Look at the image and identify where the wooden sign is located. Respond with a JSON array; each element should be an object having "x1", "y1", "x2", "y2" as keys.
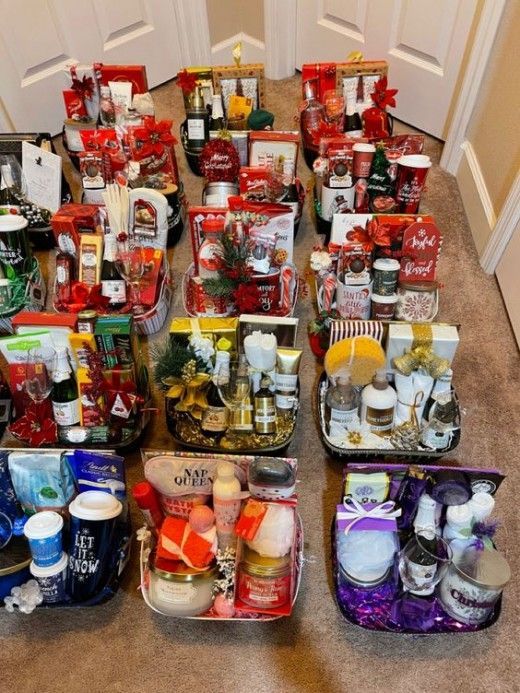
[{"x1": 399, "y1": 221, "x2": 442, "y2": 282}]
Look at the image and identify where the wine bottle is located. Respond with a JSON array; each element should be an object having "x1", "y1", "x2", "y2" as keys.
[
  {"x1": 254, "y1": 375, "x2": 276, "y2": 435},
  {"x1": 101, "y1": 235, "x2": 126, "y2": 310},
  {"x1": 200, "y1": 350, "x2": 230, "y2": 440},
  {"x1": 300, "y1": 79, "x2": 325, "y2": 152},
  {"x1": 51, "y1": 348, "x2": 80, "y2": 428},
  {"x1": 403, "y1": 529, "x2": 439, "y2": 596},
  {"x1": 210, "y1": 93, "x2": 225, "y2": 131},
  {"x1": 230, "y1": 354, "x2": 253, "y2": 432},
  {"x1": 186, "y1": 86, "x2": 210, "y2": 150},
  {"x1": 0, "y1": 372, "x2": 12, "y2": 437}
]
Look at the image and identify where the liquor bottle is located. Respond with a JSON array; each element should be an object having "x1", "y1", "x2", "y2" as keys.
[
  {"x1": 0, "y1": 372, "x2": 12, "y2": 437},
  {"x1": 402, "y1": 529, "x2": 439, "y2": 596},
  {"x1": 200, "y1": 350, "x2": 230, "y2": 440},
  {"x1": 344, "y1": 101, "x2": 363, "y2": 137},
  {"x1": 210, "y1": 93, "x2": 225, "y2": 131},
  {"x1": 101, "y1": 235, "x2": 126, "y2": 310},
  {"x1": 254, "y1": 375, "x2": 276, "y2": 435},
  {"x1": 186, "y1": 86, "x2": 210, "y2": 150},
  {"x1": 423, "y1": 369, "x2": 453, "y2": 422},
  {"x1": 55, "y1": 249, "x2": 75, "y2": 304},
  {"x1": 230, "y1": 354, "x2": 253, "y2": 432},
  {"x1": 421, "y1": 391, "x2": 458, "y2": 451},
  {"x1": 51, "y1": 348, "x2": 80, "y2": 428},
  {"x1": 325, "y1": 373, "x2": 359, "y2": 434},
  {"x1": 300, "y1": 79, "x2": 325, "y2": 152}
]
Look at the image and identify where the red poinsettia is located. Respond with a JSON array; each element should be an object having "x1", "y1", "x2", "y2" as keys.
[
  {"x1": 71, "y1": 74, "x2": 95, "y2": 100},
  {"x1": 311, "y1": 120, "x2": 342, "y2": 146},
  {"x1": 371, "y1": 76, "x2": 398, "y2": 110},
  {"x1": 176, "y1": 69, "x2": 198, "y2": 94},
  {"x1": 233, "y1": 283, "x2": 261, "y2": 313},
  {"x1": 133, "y1": 118, "x2": 178, "y2": 160},
  {"x1": 10, "y1": 402, "x2": 57, "y2": 446}
]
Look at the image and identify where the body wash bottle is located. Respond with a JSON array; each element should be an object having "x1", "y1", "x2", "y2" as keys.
[
  {"x1": 360, "y1": 368, "x2": 397, "y2": 435},
  {"x1": 213, "y1": 461, "x2": 242, "y2": 550}
]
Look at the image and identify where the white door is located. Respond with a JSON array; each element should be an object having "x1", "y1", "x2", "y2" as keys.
[
  {"x1": 296, "y1": 0, "x2": 478, "y2": 138},
  {"x1": 496, "y1": 220, "x2": 520, "y2": 347},
  {"x1": 0, "y1": 0, "x2": 184, "y2": 135}
]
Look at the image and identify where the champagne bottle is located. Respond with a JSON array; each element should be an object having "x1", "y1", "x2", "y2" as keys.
[
  {"x1": 200, "y1": 350, "x2": 230, "y2": 440},
  {"x1": 210, "y1": 93, "x2": 225, "y2": 131},
  {"x1": 254, "y1": 375, "x2": 276, "y2": 435},
  {"x1": 230, "y1": 354, "x2": 253, "y2": 432},
  {"x1": 403, "y1": 529, "x2": 439, "y2": 596},
  {"x1": 101, "y1": 235, "x2": 126, "y2": 310},
  {"x1": 51, "y1": 348, "x2": 80, "y2": 427}
]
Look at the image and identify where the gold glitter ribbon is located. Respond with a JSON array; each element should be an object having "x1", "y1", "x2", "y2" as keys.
[
  {"x1": 347, "y1": 51, "x2": 364, "y2": 63},
  {"x1": 393, "y1": 324, "x2": 450, "y2": 379},
  {"x1": 165, "y1": 373, "x2": 211, "y2": 420}
]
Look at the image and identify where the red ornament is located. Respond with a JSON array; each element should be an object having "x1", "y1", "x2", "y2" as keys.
[
  {"x1": 199, "y1": 139, "x2": 240, "y2": 183},
  {"x1": 370, "y1": 76, "x2": 399, "y2": 110},
  {"x1": 133, "y1": 117, "x2": 178, "y2": 160},
  {"x1": 176, "y1": 69, "x2": 198, "y2": 94}
]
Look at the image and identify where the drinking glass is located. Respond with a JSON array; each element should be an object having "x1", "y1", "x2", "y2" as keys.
[
  {"x1": 398, "y1": 531, "x2": 452, "y2": 596},
  {"x1": 115, "y1": 243, "x2": 145, "y2": 315},
  {"x1": 215, "y1": 361, "x2": 250, "y2": 421},
  {"x1": 24, "y1": 346, "x2": 56, "y2": 403}
]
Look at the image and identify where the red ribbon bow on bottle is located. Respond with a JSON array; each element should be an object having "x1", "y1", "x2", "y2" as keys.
[{"x1": 64, "y1": 282, "x2": 111, "y2": 313}]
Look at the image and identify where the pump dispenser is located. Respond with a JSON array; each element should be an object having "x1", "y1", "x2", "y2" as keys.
[{"x1": 360, "y1": 368, "x2": 397, "y2": 435}]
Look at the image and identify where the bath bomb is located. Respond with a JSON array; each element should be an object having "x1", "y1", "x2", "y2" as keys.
[
  {"x1": 189, "y1": 505, "x2": 215, "y2": 533},
  {"x1": 214, "y1": 593, "x2": 235, "y2": 618}
]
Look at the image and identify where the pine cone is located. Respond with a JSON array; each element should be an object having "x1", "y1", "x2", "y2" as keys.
[{"x1": 390, "y1": 421, "x2": 421, "y2": 450}]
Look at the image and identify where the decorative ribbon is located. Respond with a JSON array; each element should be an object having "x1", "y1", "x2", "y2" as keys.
[
  {"x1": 102, "y1": 368, "x2": 140, "y2": 414},
  {"x1": 64, "y1": 282, "x2": 111, "y2": 313},
  {"x1": 70, "y1": 68, "x2": 95, "y2": 101},
  {"x1": 321, "y1": 273, "x2": 336, "y2": 312},
  {"x1": 347, "y1": 51, "x2": 364, "y2": 63},
  {"x1": 365, "y1": 218, "x2": 394, "y2": 247},
  {"x1": 279, "y1": 264, "x2": 294, "y2": 314},
  {"x1": 166, "y1": 373, "x2": 211, "y2": 420},
  {"x1": 393, "y1": 324, "x2": 450, "y2": 379},
  {"x1": 338, "y1": 498, "x2": 401, "y2": 536}
]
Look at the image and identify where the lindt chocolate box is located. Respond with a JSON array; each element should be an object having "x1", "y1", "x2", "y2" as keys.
[{"x1": 97, "y1": 64, "x2": 148, "y2": 95}]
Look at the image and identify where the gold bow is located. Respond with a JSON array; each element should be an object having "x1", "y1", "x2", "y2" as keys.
[
  {"x1": 165, "y1": 373, "x2": 211, "y2": 420},
  {"x1": 393, "y1": 346, "x2": 450, "y2": 379},
  {"x1": 347, "y1": 51, "x2": 363, "y2": 63}
]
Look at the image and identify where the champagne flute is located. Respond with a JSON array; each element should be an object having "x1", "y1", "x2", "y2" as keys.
[
  {"x1": 24, "y1": 346, "x2": 56, "y2": 404},
  {"x1": 115, "y1": 243, "x2": 146, "y2": 315},
  {"x1": 215, "y1": 360, "x2": 250, "y2": 425}
]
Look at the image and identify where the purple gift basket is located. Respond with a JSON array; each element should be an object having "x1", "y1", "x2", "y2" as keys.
[{"x1": 333, "y1": 462, "x2": 506, "y2": 634}]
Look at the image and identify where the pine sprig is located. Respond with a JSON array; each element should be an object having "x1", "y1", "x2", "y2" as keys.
[
  {"x1": 151, "y1": 340, "x2": 201, "y2": 389},
  {"x1": 202, "y1": 275, "x2": 236, "y2": 298}
]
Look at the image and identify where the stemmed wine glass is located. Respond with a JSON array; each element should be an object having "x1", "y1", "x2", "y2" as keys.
[
  {"x1": 115, "y1": 243, "x2": 146, "y2": 315},
  {"x1": 215, "y1": 360, "x2": 250, "y2": 429},
  {"x1": 24, "y1": 346, "x2": 56, "y2": 404}
]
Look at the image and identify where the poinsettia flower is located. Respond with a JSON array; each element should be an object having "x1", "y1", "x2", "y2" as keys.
[
  {"x1": 371, "y1": 76, "x2": 399, "y2": 110},
  {"x1": 10, "y1": 403, "x2": 58, "y2": 446},
  {"x1": 71, "y1": 75, "x2": 95, "y2": 100},
  {"x1": 233, "y1": 283, "x2": 261, "y2": 313},
  {"x1": 133, "y1": 118, "x2": 178, "y2": 160},
  {"x1": 176, "y1": 69, "x2": 198, "y2": 93}
]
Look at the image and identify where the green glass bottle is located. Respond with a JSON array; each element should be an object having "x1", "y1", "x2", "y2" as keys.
[{"x1": 51, "y1": 348, "x2": 80, "y2": 427}]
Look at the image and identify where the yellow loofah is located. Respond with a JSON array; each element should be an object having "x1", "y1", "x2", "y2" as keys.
[{"x1": 324, "y1": 336, "x2": 386, "y2": 386}]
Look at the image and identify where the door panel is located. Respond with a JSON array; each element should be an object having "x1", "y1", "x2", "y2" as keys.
[
  {"x1": 0, "y1": 0, "x2": 183, "y2": 134},
  {"x1": 296, "y1": 0, "x2": 478, "y2": 137}
]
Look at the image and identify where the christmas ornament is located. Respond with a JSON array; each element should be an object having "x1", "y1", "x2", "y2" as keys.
[
  {"x1": 199, "y1": 138, "x2": 240, "y2": 183},
  {"x1": 367, "y1": 144, "x2": 394, "y2": 200}
]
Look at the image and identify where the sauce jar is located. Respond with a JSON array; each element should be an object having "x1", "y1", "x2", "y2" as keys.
[
  {"x1": 77, "y1": 310, "x2": 97, "y2": 333},
  {"x1": 237, "y1": 547, "x2": 291, "y2": 610},
  {"x1": 148, "y1": 553, "x2": 217, "y2": 617},
  {"x1": 395, "y1": 281, "x2": 438, "y2": 322}
]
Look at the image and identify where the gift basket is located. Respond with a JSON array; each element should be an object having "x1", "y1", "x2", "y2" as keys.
[
  {"x1": 309, "y1": 214, "x2": 442, "y2": 350},
  {"x1": 300, "y1": 58, "x2": 393, "y2": 169},
  {"x1": 316, "y1": 320, "x2": 461, "y2": 458},
  {"x1": 51, "y1": 185, "x2": 172, "y2": 336},
  {"x1": 0, "y1": 214, "x2": 45, "y2": 334},
  {"x1": 0, "y1": 448, "x2": 131, "y2": 611},
  {"x1": 136, "y1": 450, "x2": 302, "y2": 620},
  {"x1": 60, "y1": 62, "x2": 185, "y2": 247},
  {"x1": 4, "y1": 312, "x2": 152, "y2": 450},
  {"x1": 332, "y1": 462, "x2": 509, "y2": 634},
  {"x1": 158, "y1": 315, "x2": 300, "y2": 455}
]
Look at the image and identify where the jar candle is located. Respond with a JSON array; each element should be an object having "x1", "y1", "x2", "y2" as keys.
[
  {"x1": 202, "y1": 181, "x2": 239, "y2": 207},
  {"x1": 372, "y1": 258, "x2": 401, "y2": 295},
  {"x1": 438, "y1": 547, "x2": 510, "y2": 625},
  {"x1": 148, "y1": 553, "x2": 217, "y2": 617},
  {"x1": 370, "y1": 293, "x2": 398, "y2": 320},
  {"x1": 395, "y1": 281, "x2": 438, "y2": 322},
  {"x1": 237, "y1": 547, "x2": 291, "y2": 610}
]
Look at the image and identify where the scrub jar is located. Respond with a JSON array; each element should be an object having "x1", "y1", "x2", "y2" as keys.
[
  {"x1": 30, "y1": 551, "x2": 68, "y2": 604},
  {"x1": 237, "y1": 547, "x2": 291, "y2": 610},
  {"x1": 372, "y1": 258, "x2": 401, "y2": 295},
  {"x1": 148, "y1": 554, "x2": 217, "y2": 617},
  {"x1": 438, "y1": 547, "x2": 510, "y2": 625},
  {"x1": 370, "y1": 293, "x2": 398, "y2": 320},
  {"x1": 395, "y1": 281, "x2": 438, "y2": 322},
  {"x1": 23, "y1": 511, "x2": 63, "y2": 567}
]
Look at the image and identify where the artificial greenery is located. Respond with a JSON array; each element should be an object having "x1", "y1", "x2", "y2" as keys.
[
  {"x1": 202, "y1": 232, "x2": 254, "y2": 298},
  {"x1": 151, "y1": 339, "x2": 205, "y2": 389},
  {"x1": 202, "y1": 275, "x2": 236, "y2": 298}
]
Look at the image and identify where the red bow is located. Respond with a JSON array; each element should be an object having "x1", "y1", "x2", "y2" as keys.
[
  {"x1": 10, "y1": 401, "x2": 58, "y2": 446},
  {"x1": 366, "y1": 218, "x2": 394, "y2": 246},
  {"x1": 371, "y1": 76, "x2": 398, "y2": 110},
  {"x1": 102, "y1": 368, "x2": 139, "y2": 416},
  {"x1": 64, "y1": 282, "x2": 111, "y2": 313},
  {"x1": 133, "y1": 118, "x2": 178, "y2": 160},
  {"x1": 71, "y1": 75, "x2": 95, "y2": 101},
  {"x1": 310, "y1": 120, "x2": 341, "y2": 147},
  {"x1": 176, "y1": 69, "x2": 198, "y2": 93}
]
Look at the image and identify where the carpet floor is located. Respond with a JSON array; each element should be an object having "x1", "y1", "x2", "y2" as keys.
[{"x1": 1, "y1": 75, "x2": 519, "y2": 693}]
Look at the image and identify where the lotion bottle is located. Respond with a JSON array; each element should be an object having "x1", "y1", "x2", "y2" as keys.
[
  {"x1": 360, "y1": 368, "x2": 397, "y2": 435},
  {"x1": 213, "y1": 461, "x2": 242, "y2": 550}
]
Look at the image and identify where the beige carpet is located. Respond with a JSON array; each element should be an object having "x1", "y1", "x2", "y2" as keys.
[{"x1": 1, "y1": 76, "x2": 519, "y2": 693}]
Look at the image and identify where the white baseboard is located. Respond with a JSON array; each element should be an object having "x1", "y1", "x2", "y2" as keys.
[
  {"x1": 456, "y1": 140, "x2": 497, "y2": 257},
  {"x1": 211, "y1": 32, "x2": 265, "y2": 65}
]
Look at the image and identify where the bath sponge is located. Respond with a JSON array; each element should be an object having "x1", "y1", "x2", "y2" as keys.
[{"x1": 324, "y1": 336, "x2": 386, "y2": 386}]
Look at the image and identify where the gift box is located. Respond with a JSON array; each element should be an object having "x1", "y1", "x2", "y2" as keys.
[
  {"x1": 97, "y1": 64, "x2": 148, "y2": 95},
  {"x1": 169, "y1": 317, "x2": 238, "y2": 355},
  {"x1": 385, "y1": 323, "x2": 459, "y2": 374},
  {"x1": 140, "y1": 248, "x2": 164, "y2": 307},
  {"x1": 50, "y1": 204, "x2": 103, "y2": 252},
  {"x1": 238, "y1": 315, "x2": 298, "y2": 349},
  {"x1": 301, "y1": 63, "x2": 337, "y2": 103}
]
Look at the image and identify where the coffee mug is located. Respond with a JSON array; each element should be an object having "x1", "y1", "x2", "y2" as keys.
[{"x1": 335, "y1": 278, "x2": 372, "y2": 319}]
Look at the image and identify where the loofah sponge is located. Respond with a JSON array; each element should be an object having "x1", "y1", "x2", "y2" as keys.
[{"x1": 324, "y1": 336, "x2": 386, "y2": 386}]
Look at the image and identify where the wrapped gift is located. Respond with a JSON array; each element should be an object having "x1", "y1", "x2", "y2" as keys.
[
  {"x1": 97, "y1": 64, "x2": 148, "y2": 95},
  {"x1": 51, "y1": 203, "x2": 103, "y2": 253},
  {"x1": 385, "y1": 323, "x2": 459, "y2": 374},
  {"x1": 170, "y1": 317, "x2": 238, "y2": 354},
  {"x1": 301, "y1": 63, "x2": 337, "y2": 103}
]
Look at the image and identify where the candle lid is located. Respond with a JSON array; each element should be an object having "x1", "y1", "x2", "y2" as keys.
[
  {"x1": 454, "y1": 547, "x2": 510, "y2": 590},
  {"x1": 430, "y1": 469, "x2": 471, "y2": 506}
]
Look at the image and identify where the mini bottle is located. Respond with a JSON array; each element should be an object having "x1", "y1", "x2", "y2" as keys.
[
  {"x1": 230, "y1": 354, "x2": 253, "y2": 432},
  {"x1": 254, "y1": 375, "x2": 276, "y2": 435},
  {"x1": 423, "y1": 369, "x2": 453, "y2": 421},
  {"x1": 325, "y1": 373, "x2": 359, "y2": 434},
  {"x1": 210, "y1": 93, "x2": 225, "y2": 131},
  {"x1": 360, "y1": 368, "x2": 397, "y2": 435},
  {"x1": 200, "y1": 350, "x2": 230, "y2": 440},
  {"x1": 413, "y1": 493, "x2": 441, "y2": 535},
  {"x1": 55, "y1": 250, "x2": 75, "y2": 305},
  {"x1": 99, "y1": 86, "x2": 116, "y2": 126},
  {"x1": 213, "y1": 461, "x2": 242, "y2": 550},
  {"x1": 344, "y1": 101, "x2": 362, "y2": 137},
  {"x1": 51, "y1": 348, "x2": 80, "y2": 428}
]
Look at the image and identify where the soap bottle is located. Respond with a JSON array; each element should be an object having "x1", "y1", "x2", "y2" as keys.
[
  {"x1": 213, "y1": 461, "x2": 242, "y2": 550},
  {"x1": 325, "y1": 372, "x2": 359, "y2": 434},
  {"x1": 360, "y1": 368, "x2": 397, "y2": 435}
]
